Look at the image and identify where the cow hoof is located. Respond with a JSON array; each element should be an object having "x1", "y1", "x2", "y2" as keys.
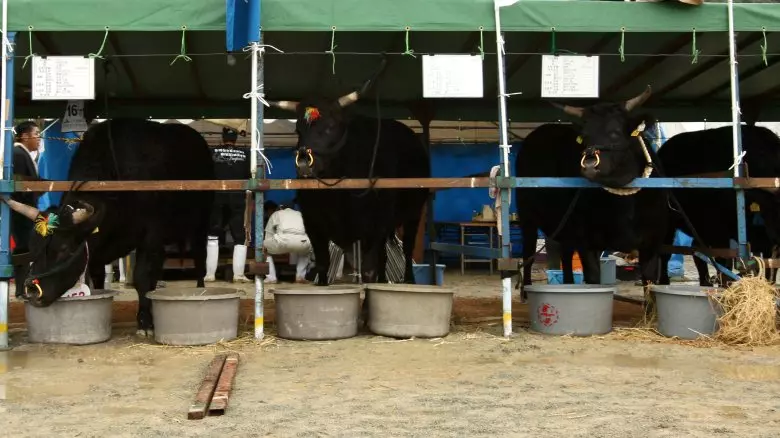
[{"x1": 136, "y1": 329, "x2": 155, "y2": 338}]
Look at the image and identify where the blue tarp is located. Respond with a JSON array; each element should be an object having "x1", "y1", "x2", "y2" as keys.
[{"x1": 36, "y1": 121, "x2": 81, "y2": 211}]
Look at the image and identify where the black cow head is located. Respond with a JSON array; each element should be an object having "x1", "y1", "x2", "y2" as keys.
[
  {"x1": 270, "y1": 58, "x2": 388, "y2": 179},
  {"x1": 556, "y1": 85, "x2": 653, "y2": 188},
  {"x1": 5, "y1": 197, "x2": 103, "y2": 307},
  {"x1": 270, "y1": 93, "x2": 359, "y2": 178}
]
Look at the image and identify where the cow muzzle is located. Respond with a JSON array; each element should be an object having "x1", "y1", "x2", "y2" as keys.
[
  {"x1": 23, "y1": 279, "x2": 45, "y2": 304},
  {"x1": 295, "y1": 148, "x2": 315, "y2": 177},
  {"x1": 580, "y1": 149, "x2": 601, "y2": 169}
]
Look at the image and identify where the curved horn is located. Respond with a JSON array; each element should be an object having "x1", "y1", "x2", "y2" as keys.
[
  {"x1": 625, "y1": 85, "x2": 652, "y2": 112},
  {"x1": 549, "y1": 101, "x2": 584, "y2": 118},
  {"x1": 4, "y1": 198, "x2": 39, "y2": 221},
  {"x1": 270, "y1": 101, "x2": 300, "y2": 112},
  {"x1": 337, "y1": 91, "x2": 359, "y2": 108}
]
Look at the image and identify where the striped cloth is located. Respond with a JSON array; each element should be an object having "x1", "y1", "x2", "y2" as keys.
[{"x1": 314, "y1": 235, "x2": 407, "y2": 284}]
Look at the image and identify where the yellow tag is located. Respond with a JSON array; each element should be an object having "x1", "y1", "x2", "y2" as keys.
[
  {"x1": 92, "y1": 227, "x2": 99, "y2": 234},
  {"x1": 576, "y1": 136, "x2": 583, "y2": 144},
  {"x1": 750, "y1": 202, "x2": 760, "y2": 212},
  {"x1": 631, "y1": 129, "x2": 640, "y2": 137}
]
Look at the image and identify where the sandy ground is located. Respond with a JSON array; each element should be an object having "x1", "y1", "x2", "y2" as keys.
[{"x1": 4, "y1": 259, "x2": 780, "y2": 437}]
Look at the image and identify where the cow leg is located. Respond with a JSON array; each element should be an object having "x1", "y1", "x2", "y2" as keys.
[
  {"x1": 133, "y1": 247, "x2": 164, "y2": 337},
  {"x1": 401, "y1": 218, "x2": 420, "y2": 284},
  {"x1": 580, "y1": 249, "x2": 601, "y2": 284},
  {"x1": 192, "y1": 210, "x2": 210, "y2": 288},
  {"x1": 520, "y1": 226, "x2": 537, "y2": 301},
  {"x1": 692, "y1": 255, "x2": 713, "y2": 287},
  {"x1": 310, "y1": 234, "x2": 331, "y2": 286},
  {"x1": 560, "y1": 247, "x2": 575, "y2": 284},
  {"x1": 89, "y1": 260, "x2": 105, "y2": 290}
]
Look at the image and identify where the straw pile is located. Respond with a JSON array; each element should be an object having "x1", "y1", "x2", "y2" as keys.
[{"x1": 711, "y1": 260, "x2": 780, "y2": 347}]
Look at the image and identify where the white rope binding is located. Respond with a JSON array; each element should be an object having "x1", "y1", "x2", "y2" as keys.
[{"x1": 602, "y1": 121, "x2": 654, "y2": 197}]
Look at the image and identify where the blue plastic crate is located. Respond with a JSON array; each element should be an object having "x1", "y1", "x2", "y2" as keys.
[
  {"x1": 546, "y1": 269, "x2": 584, "y2": 285},
  {"x1": 413, "y1": 263, "x2": 446, "y2": 286}
]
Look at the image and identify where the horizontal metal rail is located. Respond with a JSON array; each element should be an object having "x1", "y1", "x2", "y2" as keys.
[{"x1": 7, "y1": 177, "x2": 780, "y2": 192}]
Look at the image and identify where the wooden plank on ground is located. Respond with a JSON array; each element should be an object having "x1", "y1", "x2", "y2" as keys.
[
  {"x1": 208, "y1": 353, "x2": 240, "y2": 416},
  {"x1": 187, "y1": 354, "x2": 227, "y2": 420}
]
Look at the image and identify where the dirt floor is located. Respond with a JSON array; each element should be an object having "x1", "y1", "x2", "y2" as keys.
[{"x1": 3, "y1": 262, "x2": 780, "y2": 437}]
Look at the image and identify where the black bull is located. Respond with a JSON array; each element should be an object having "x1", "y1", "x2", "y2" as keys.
[
  {"x1": 515, "y1": 86, "x2": 670, "y2": 291},
  {"x1": 269, "y1": 79, "x2": 430, "y2": 318},
  {"x1": 516, "y1": 92, "x2": 780, "y2": 289},
  {"x1": 5, "y1": 119, "x2": 214, "y2": 337}
]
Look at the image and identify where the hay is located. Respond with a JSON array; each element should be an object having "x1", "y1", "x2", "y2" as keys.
[
  {"x1": 126, "y1": 330, "x2": 280, "y2": 355},
  {"x1": 711, "y1": 263, "x2": 780, "y2": 347},
  {"x1": 610, "y1": 260, "x2": 780, "y2": 348}
]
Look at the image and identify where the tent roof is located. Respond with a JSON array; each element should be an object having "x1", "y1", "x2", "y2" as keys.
[
  {"x1": 8, "y1": 0, "x2": 780, "y2": 32},
  {"x1": 10, "y1": 1, "x2": 780, "y2": 122}
]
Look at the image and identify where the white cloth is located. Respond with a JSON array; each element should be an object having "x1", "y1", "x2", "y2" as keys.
[
  {"x1": 263, "y1": 208, "x2": 312, "y2": 255},
  {"x1": 266, "y1": 253, "x2": 311, "y2": 282}
]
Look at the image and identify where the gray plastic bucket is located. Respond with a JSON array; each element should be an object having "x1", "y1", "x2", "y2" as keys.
[
  {"x1": 600, "y1": 258, "x2": 617, "y2": 285},
  {"x1": 272, "y1": 285, "x2": 363, "y2": 341},
  {"x1": 365, "y1": 283, "x2": 455, "y2": 338},
  {"x1": 25, "y1": 289, "x2": 117, "y2": 345},
  {"x1": 525, "y1": 284, "x2": 615, "y2": 336},
  {"x1": 651, "y1": 285, "x2": 723, "y2": 340},
  {"x1": 147, "y1": 287, "x2": 240, "y2": 346}
]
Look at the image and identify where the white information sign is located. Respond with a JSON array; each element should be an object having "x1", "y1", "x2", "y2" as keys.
[
  {"x1": 540, "y1": 54, "x2": 600, "y2": 99},
  {"x1": 61, "y1": 100, "x2": 88, "y2": 133},
  {"x1": 31, "y1": 56, "x2": 96, "y2": 101},
  {"x1": 422, "y1": 54, "x2": 483, "y2": 98}
]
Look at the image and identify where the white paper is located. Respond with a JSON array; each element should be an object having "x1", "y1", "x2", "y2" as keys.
[
  {"x1": 540, "y1": 55, "x2": 600, "y2": 99},
  {"x1": 61, "y1": 100, "x2": 88, "y2": 133},
  {"x1": 31, "y1": 56, "x2": 96, "y2": 101},
  {"x1": 422, "y1": 54, "x2": 483, "y2": 99}
]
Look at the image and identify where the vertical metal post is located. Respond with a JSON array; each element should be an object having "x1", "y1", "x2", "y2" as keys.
[
  {"x1": 494, "y1": 1, "x2": 513, "y2": 337},
  {"x1": 0, "y1": 30, "x2": 15, "y2": 350},
  {"x1": 726, "y1": 0, "x2": 749, "y2": 260},
  {"x1": 252, "y1": 36, "x2": 266, "y2": 340}
]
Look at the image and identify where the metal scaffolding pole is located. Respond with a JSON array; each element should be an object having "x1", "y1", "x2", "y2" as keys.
[
  {"x1": 494, "y1": 0, "x2": 518, "y2": 337},
  {"x1": 0, "y1": 22, "x2": 14, "y2": 350},
  {"x1": 726, "y1": 0, "x2": 749, "y2": 261}
]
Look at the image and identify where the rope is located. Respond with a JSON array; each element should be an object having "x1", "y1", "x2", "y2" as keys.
[
  {"x1": 244, "y1": 190, "x2": 252, "y2": 247},
  {"x1": 88, "y1": 27, "x2": 110, "y2": 59},
  {"x1": 601, "y1": 123, "x2": 654, "y2": 196},
  {"x1": 0, "y1": 30, "x2": 14, "y2": 57},
  {"x1": 241, "y1": 41, "x2": 274, "y2": 175},
  {"x1": 170, "y1": 26, "x2": 192, "y2": 66},
  {"x1": 691, "y1": 28, "x2": 700, "y2": 64},
  {"x1": 326, "y1": 26, "x2": 337, "y2": 74},
  {"x1": 22, "y1": 26, "x2": 36, "y2": 69},
  {"x1": 478, "y1": 26, "x2": 485, "y2": 61},
  {"x1": 761, "y1": 27, "x2": 768, "y2": 66},
  {"x1": 619, "y1": 27, "x2": 625, "y2": 62},
  {"x1": 402, "y1": 27, "x2": 415, "y2": 58}
]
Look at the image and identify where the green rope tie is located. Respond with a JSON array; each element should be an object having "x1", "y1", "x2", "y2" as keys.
[
  {"x1": 22, "y1": 26, "x2": 37, "y2": 69},
  {"x1": 550, "y1": 28, "x2": 556, "y2": 54},
  {"x1": 403, "y1": 26, "x2": 415, "y2": 58},
  {"x1": 691, "y1": 28, "x2": 700, "y2": 65},
  {"x1": 619, "y1": 27, "x2": 625, "y2": 62},
  {"x1": 761, "y1": 27, "x2": 768, "y2": 66},
  {"x1": 170, "y1": 26, "x2": 192, "y2": 66},
  {"x1": 88, "y1": 27, "x2": 110, "y2": 59},
  {"x1": 477, "y1": 26, "x2": 485, "y2": 61},
  {"x1": 326, "y1": 26, "x2": 337, "y2": 75}
]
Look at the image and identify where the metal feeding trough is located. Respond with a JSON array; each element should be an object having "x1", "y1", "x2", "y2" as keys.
[
  {"x1": 147, "y1": 287, "x2": 241, "y2": 346},
  {"x1": 525, "y1": 284, "x2": 616, "y2": 336},
  {"x1": 651, "y1": 285, "x2": 723, "y2": 340},
  {"x1": 365, "y1": 283, "x2": 455, "y2": 339},
  {"x1": 272, "y1": 285, "x2": 363, "y2": 341},
  {"x1": 25, "y1": 289, "x2": 117, "y2": 345}
]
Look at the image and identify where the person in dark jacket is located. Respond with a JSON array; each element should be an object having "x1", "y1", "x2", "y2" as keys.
[
  {"x1": 11, "y1": 121, "x2": 41, "y2": 298},
  {"x1": 205, "y1": 127, "x2": 253, "y2": 283}
]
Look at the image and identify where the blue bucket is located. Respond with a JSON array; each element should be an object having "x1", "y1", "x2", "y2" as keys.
[{"x1": 412, "y1": 263, "x2": 446, "y2": 286}]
